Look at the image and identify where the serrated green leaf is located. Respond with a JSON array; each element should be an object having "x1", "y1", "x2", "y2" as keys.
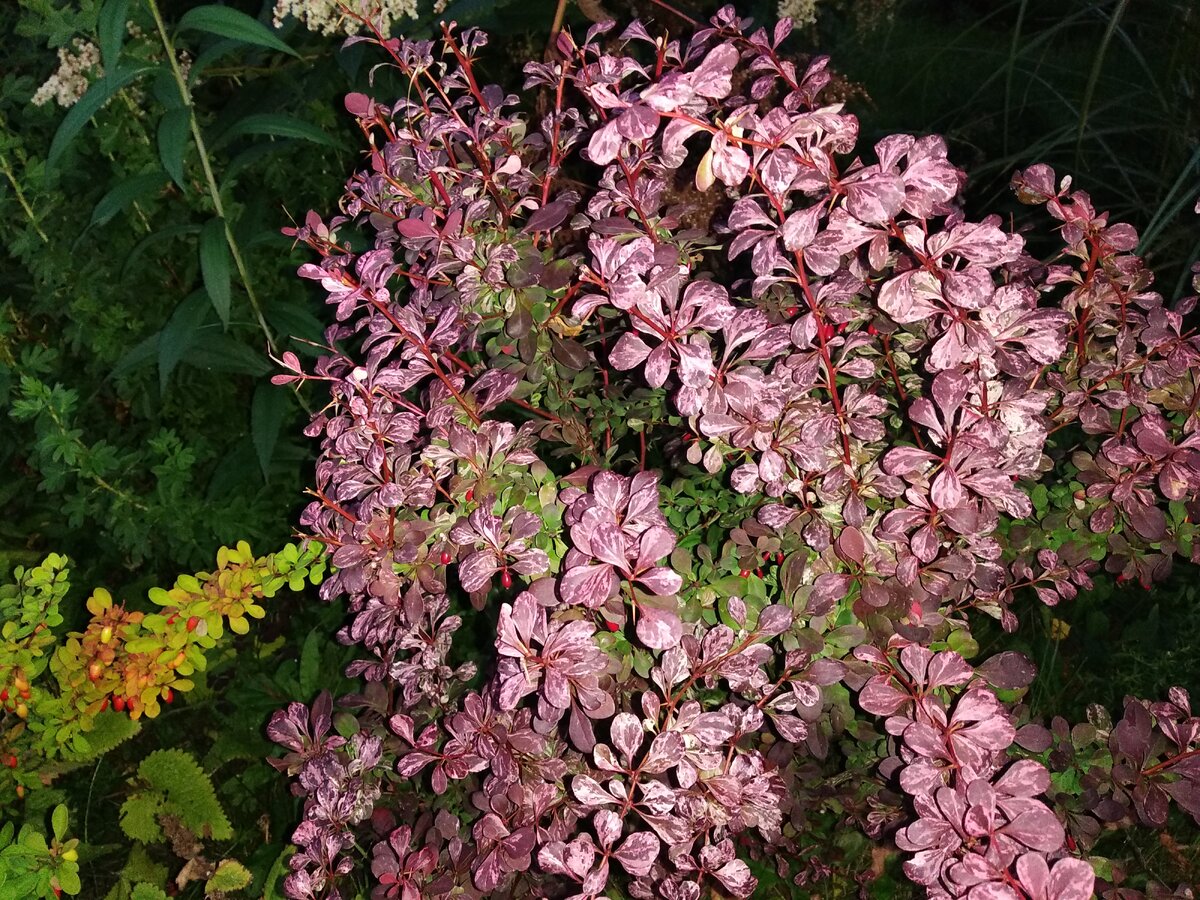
[
  {"x1": 97, "y1": 0, "x2": 130, "y2": 68},
  {"x1": 47, "y1": 66, "x2": 156, "y2": 168},
  {"x1": 120, "y1": 793, "x2": 164, "y2": 843},
  {"x1": 251, "y1": 381, "x2": 288, "y2": 481},
  {"x1": 199, "y1": 218, "x2": 231, "y2": 326},
  {"x1": 206, "y1": 859, "x2": 252, "y2": 893},
  {"x1": 177, "y1": 6, "x2": 297, "y2": 57},
  {"x1": 158, "y1": 291, "x2": 211, "y2": 392},
  {"x1": 157, "y1": 107, "x2": 191, "y2": 190},
  {"x1": 211, "y1": 113, "x2": 346, "y2": 152},
  {"x1": 89, "y1": 172, "x2": 167, "y2": 229}
]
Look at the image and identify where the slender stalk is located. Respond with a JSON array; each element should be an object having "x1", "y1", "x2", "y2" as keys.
[
  {"x1": 0, "y1": 149, "x2": 49, "y2": 243},
  {"x1": 146, "y1": 0, "x2": 276, "y2": 356}
]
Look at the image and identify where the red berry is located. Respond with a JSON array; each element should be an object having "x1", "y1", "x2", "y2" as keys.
[
  {"x1": 785, "y1": 306, "x2": 798, "y2": 317},
  {"x1": 0, "y1": 690, "x2": 8, "y2": 702},
  {"x1": 440, "y1": 550, "x2": 452, "y2": 565},
  {"x1": 739, "y1": 569, "x2": 750, "y2": 578},
  {"x1": 99, "y1": 698, "x2": 109, "y2": 712},
  {"x1": 185, "y1": 616, "x2": 200, "y2": 632},
  {"x1": 1116, "y1": 574, "x2": 1128, "y2": 584},
  {"x1": 762, "y1": 551, "x2": 771, "y2": 562},
  {"x1": 867, "y1": 323, "x2": 878, "y2": 336},
  {"x1": 837, "y1": 321, "x2": 848, "y2": 334},
  {"x1": 605, "y1": 620, "x2": 620, "y2": 632},
  {"x1": 113, "y1": 696, "x2": 126, "y2": 712},
  {"x1": 19, "y1": 689, "x2": 29, "y2": 700},
  {"x1": 163, "y1": 688, "x2": 174, "y2": 704},
  {"x1": 465, "y1": 488, "x2": 474, "y2": 501},
  {"x1": 755, "y1": 567, "x2": 764, "y2": 577},
  {"x1": 776, "y1": 551, "x2": 784, "y2": 564},
  {"x1": 6, "y1": 756, "x2": 16, "y2": 769},
  {"x1": 501, "y1": 570, "x2": 513, "y2": 589}
]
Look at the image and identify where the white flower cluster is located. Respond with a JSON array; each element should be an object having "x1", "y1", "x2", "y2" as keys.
[
  {"x1": 31, "y1": 39, "x2": 102, "y2": 108},
  {"x1": 272, "y1": 0, "x2": 441, "y2": 36},
  {"x1": 778, "y1": 0, "x2": 821, "y2": 27}
]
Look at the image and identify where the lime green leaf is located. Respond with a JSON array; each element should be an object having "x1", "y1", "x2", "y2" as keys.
[
  {"x1": 89, "y1": 172, "x2": 167, "y2": 228},
  {"x1": 177, "y1": 6, "x2": 297, "y2": 57},
  {"x1": 51, "y1": 805, "x2": 68, "y2": 842},
  {"x1": 157, "y1": 108, "x2": 191, "y2": 190},
  {"x1": 48, "y1": 66, "x2": 156, "y2": 168},
  {"x1": 199, "y1": 218, "x2": 231, "y2": 327},
  {"x1": 251, "y1": 381, "x2": 288, "y2": 481}
]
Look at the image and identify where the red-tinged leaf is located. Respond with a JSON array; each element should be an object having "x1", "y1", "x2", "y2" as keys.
[
  {"x1": 755, "y1": 604, "x2": 792, "y2": 637},
  {"x1": 560, "y1": 564, "x2": 618, "y2": 608},
  {"x1": 395, "y1": 218, "x2": 437, "y2": 239},
  {"x1": 1004, "y1": 806, "x2": 1065, "y2": 852},
  {"x1": 612, "y1": 831, "x2": 660, "y2": 876},
  {"x1": 636, "y1": 605, "x2": 682, "y2": 649},
  {"x1": 713, "y1": 858, "x2": 756, "y2": 899},
  {"x1": 994, "y1": 760, "x2": 1051, "y2": 798},
  {"x1": 859, "y1": 676, "x2": 910, "y2": 715},
  {"x1": 976, "y1": 651, "x2": 1037, "y2": 689},
  {"x1": 610, "y1": 713, "x2": 644, "y2": 765},
  {"x1": 592, "y1": 810, "x2": 621, "y2": 851},
  {"x1": 572, "y1": 774, "x2": 616, "y2": 807},
  {"x1": 845, "y1": 172, "x2": 904, "y2": 224},
  {"x1": 835, "y1": 526, "x2": 866, "y2": 564},
  {"x1": 772, "y1": 714, "x2": 809, "y2": 743},
  {"x1": 609, "y1": 332, "x2": 653, "y2": 371},
  {"x1": 641, "y1": 731, "x2": 684, "y2": 773}
]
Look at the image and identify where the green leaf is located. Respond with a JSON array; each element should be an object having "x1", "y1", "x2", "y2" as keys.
[
  {"x1": 97, "y1": 0, "x2": 130, "y2": 68},
  {"x1": 122, "y1": 223, "x2": 200, "y2": 280},
  {"x1": 89, "y1": 172, "x2": 167, "y2": 228},
  {"x1": 47, "y1": 66, "x2": 156, "y2": 168},
  {"x1": 157, "y1": 108, "x2": 191, "y2": 190},
  {"x1": 211, "y1": 113, "x2": 346, "y2": 152},
  {"x1": 177, "y1": 6, "x2": 297, "y2": 57},
  {"x1": 119, "y1": 793, "x2": 164, "y2": 843},
  {"x1": 158, "y1": 291, "x2": 211, "y2": 392},
  {"x1": 251, "y1": 381, "x2": 289, "y2": 481},
  {"x1": 183, "y1": 335, "x2": 272, "y2": 377},
  {"x1": 199, "y1": 218, "x2": 232, "y2": 327},
  {"x1": 299, "y1": 628, "x2": 319, "y2": 698},
  {"x1": 57, "y1": 868, "x2": 82, "y2": 895},
  {"x1": 51, "y1": 805, "x2": 68, "y2": 842},
  {"x1": 206, "y1": 859, "x2": 252, "y2": 893}
]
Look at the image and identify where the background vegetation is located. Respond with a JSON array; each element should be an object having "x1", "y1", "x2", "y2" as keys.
[{"x1": 0, "y1": 0, "x2": 1196, "y2": 896}]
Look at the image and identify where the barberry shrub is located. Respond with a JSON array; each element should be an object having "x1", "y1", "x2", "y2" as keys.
[{"x1": 272, "y1": 7, "x2": 1200, "y2": 899}]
